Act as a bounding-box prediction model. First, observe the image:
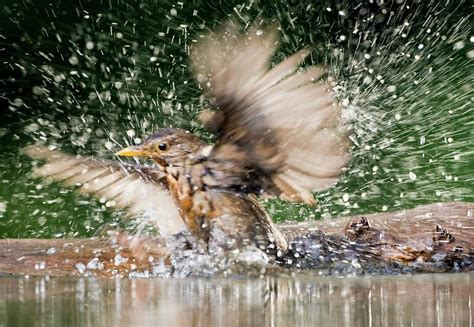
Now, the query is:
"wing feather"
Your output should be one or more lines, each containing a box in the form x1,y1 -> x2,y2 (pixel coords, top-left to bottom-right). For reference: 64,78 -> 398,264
23,145 -> 185,236
191,21 -> 351,204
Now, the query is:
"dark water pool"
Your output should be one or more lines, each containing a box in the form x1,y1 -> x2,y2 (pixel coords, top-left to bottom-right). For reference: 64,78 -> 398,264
1,273 -> 472,326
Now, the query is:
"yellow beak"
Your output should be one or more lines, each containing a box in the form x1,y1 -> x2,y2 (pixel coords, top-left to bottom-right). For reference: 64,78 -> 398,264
115,146 -> 147,157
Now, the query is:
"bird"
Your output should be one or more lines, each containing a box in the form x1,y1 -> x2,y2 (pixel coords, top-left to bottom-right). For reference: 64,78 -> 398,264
24,20 -> 350,256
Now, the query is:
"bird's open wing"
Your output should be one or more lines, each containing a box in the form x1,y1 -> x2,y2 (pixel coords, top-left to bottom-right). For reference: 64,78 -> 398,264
23,145 -> 185,236
191,21 -> 351,204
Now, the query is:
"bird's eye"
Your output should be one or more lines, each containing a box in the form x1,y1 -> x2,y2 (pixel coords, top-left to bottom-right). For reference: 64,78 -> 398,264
158,143 -> 168,151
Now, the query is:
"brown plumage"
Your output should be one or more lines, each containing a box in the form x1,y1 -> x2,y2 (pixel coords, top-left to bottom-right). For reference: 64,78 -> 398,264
24,20 -> 350,255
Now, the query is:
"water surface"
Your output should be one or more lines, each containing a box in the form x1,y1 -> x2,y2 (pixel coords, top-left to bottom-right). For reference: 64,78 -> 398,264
1,273 -> 472,326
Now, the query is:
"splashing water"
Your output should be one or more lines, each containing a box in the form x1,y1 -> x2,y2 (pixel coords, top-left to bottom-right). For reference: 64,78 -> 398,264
0,0 -> 472,240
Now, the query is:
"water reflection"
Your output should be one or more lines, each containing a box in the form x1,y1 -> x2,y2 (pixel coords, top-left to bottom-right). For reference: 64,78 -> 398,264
0,273 -> 472,326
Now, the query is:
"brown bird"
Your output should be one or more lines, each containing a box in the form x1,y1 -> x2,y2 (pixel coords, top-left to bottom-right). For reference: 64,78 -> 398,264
24,20 -> 350,255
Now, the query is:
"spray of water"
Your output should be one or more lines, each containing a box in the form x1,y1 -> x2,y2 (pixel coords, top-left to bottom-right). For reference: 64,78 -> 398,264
0,1 -> 472,241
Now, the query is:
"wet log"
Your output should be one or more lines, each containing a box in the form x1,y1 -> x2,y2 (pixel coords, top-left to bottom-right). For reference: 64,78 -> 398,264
0,202 -> 472,277
280,202 -> 473,273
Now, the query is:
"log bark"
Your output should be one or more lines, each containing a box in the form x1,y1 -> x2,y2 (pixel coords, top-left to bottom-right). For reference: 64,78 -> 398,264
0,202 -> 472,277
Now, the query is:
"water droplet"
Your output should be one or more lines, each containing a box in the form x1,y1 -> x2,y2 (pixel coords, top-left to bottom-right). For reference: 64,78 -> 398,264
453,41 -> 465,50
75,262 -> 86,274
87,258 -> 100,270
34,261 -> 46,270
38,216 -> 47,226
68,56 -> 79,65
105,200 -> 116,207
114,254 -> 128,266
13,98 -> 24,107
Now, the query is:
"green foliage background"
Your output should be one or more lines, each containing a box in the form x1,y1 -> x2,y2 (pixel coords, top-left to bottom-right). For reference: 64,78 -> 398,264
0,0 -> 472,238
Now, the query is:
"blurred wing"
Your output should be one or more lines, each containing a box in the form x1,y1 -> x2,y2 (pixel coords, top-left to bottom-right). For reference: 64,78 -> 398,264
191,21 -> 350,204
23,145 -> 185,236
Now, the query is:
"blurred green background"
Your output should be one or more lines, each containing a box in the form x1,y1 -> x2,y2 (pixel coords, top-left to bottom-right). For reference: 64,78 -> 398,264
0,0 -> 472,238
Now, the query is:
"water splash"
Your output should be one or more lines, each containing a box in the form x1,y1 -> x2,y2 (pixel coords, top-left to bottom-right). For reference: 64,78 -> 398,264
0,1 -> 472,238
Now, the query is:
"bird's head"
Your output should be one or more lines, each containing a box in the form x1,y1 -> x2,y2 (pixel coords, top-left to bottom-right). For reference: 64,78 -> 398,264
115,128 -> 206,166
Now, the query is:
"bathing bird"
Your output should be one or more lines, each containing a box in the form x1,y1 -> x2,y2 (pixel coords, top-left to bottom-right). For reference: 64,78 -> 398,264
25,20 -> 350,255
